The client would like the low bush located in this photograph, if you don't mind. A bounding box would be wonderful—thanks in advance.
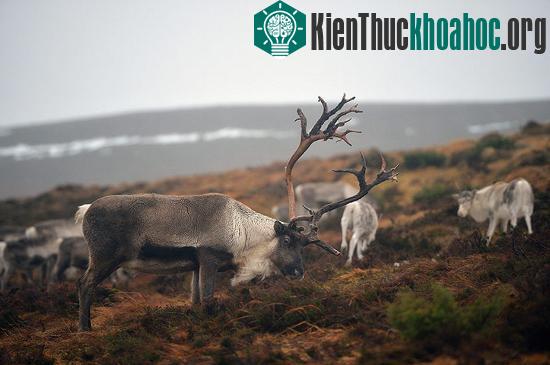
[403,151,446,170]
[413,183,453,205]
[450,133,515,168]
[388,284,504,344]
[371,184,403,212]
[521,120,550,135]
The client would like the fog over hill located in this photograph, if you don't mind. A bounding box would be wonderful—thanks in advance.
[1,100,549,199]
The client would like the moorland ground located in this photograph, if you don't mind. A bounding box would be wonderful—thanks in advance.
[1,122,549,364]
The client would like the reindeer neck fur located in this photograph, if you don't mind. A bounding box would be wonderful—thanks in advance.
[468,187,493,223]
[230,204,279,286]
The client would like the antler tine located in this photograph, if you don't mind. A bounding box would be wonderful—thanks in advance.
[379,152,387,172]
[309,239,341,256]
[302,204,315,215]
[285,94,361,219]
[318,96,328,114]
[332,151,367,175]
[310,94,357,135]
[324,104,362,136]
[310,152,398,227]
[296,108,308,141]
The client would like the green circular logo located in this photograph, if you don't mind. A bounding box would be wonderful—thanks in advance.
[254,1,306,57]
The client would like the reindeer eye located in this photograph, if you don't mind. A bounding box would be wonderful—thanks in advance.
[283,236,291,245]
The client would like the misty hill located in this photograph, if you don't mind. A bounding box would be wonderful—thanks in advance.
[1,100,549,199]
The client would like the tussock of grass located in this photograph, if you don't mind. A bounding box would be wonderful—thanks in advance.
[104,328,161,364]
[403,151,446,169]
[450,132,516,168]
[388,284,504,344]
[413,183,454,204]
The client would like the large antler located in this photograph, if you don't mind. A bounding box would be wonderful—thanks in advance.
[285,94,362,219]
[284,94,399,256]
[289,152,399,254]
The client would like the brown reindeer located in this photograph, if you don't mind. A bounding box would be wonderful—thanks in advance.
[75,94,398,331]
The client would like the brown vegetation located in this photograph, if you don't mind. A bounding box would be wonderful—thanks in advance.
[0,125,549,364]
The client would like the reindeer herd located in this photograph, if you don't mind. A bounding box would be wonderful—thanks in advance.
[0,219,130,293]
[0,95,535,332]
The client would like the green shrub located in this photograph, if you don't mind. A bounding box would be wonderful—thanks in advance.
[372,184,403,212]
[450,133,515,168]
[388,284,504,343]
[413,183,453,204]
[403,151,447,170]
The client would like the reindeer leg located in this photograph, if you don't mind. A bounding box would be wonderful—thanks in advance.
[486,217,498,246]
[54,250,70,283]
[45,255,57,291]
[346,233,360,267]
[190,267,200,305]
[340,210,351,254]
[501,219,509,234]
[1,263,14,293]
[525,214,533,235]
[78,260,120,331]
[198,250,220,313]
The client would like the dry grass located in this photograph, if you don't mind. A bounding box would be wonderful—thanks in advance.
[0,127,549,364]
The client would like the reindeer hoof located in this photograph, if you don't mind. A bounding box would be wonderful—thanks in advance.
[202,300,218,315]
[79,324,92,332]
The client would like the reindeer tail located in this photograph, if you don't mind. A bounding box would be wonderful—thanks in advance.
[75,204,91,224]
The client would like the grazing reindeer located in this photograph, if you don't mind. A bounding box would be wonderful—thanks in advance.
[25,219,82,240]
[341,200,378,266]
[76,94,398,331]
[453,178,534,244]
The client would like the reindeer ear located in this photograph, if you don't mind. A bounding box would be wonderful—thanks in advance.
[274,221,286,236]
[452,193,460,200]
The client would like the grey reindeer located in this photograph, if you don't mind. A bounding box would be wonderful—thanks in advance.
[75,94,399,331]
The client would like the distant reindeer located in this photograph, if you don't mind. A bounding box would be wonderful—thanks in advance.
[25,219,82,240]
[341,200,378,266]
[53,236,131,286]
[0,237,56,292]
[0,219,83,292]
[75,94,398,331]
[453,178,534,244]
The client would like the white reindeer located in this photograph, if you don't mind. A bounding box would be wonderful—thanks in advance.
[74,94,398,331]
[453,178,534,244]
[340,200,378,266]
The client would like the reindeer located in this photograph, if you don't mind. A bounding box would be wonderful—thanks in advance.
[53,236,132,286]
[25,219,82,240]
[453,178,534,244]
[0,236,56,292]
[75,94,398,331]
[340,200,378,266]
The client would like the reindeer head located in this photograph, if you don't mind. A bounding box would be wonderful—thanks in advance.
[270,220,307,279]
[278,94,399,270]
[453,190,476,217]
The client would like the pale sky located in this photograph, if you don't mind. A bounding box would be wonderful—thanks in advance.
[0,0,549,127]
